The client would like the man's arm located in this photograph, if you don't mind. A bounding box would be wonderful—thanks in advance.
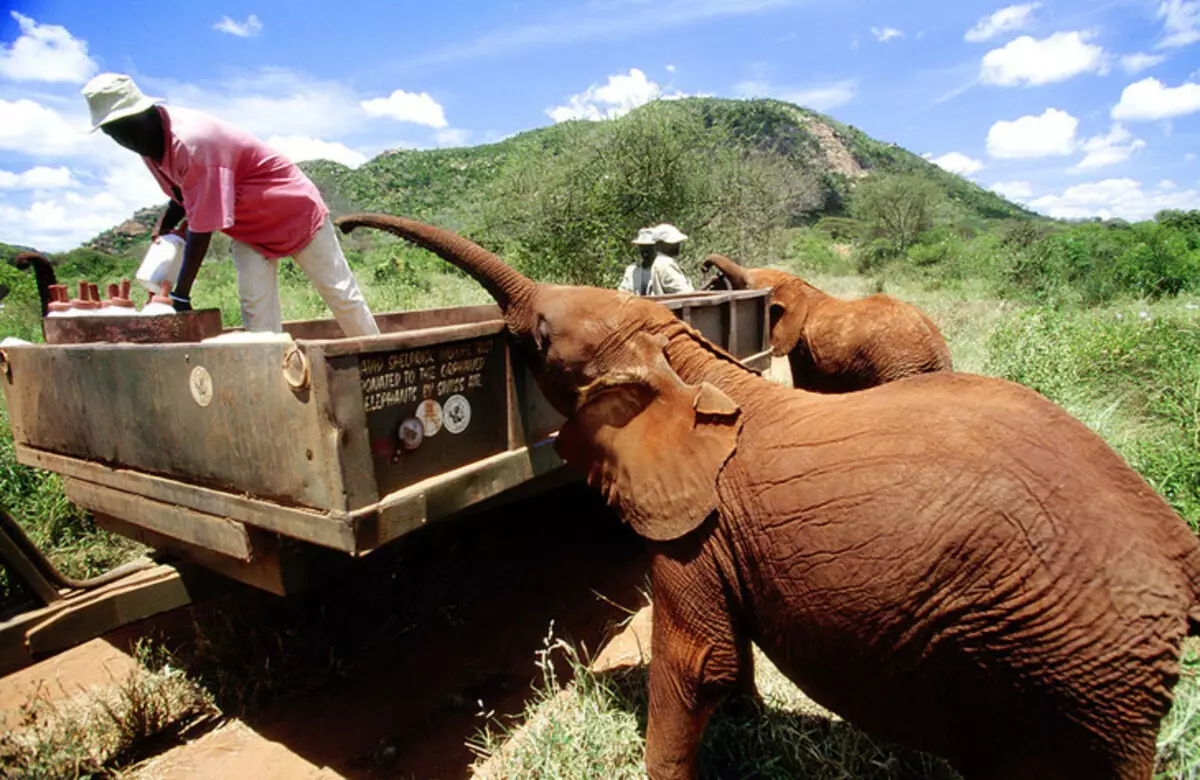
[152,189,186,240]
[617,264,636,292]
[657,259,694,294]
[169,230,213,311]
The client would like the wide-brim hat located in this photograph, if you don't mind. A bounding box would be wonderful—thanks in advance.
[631,227,657,245]
[654,223,688,244]
[82,73,163,132]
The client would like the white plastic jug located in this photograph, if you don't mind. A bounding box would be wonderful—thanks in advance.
[135,234,185,294]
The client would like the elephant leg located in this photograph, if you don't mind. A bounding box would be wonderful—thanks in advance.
[644,547,750,780]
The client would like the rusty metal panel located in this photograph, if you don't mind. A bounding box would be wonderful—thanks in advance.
[355,333,509,496]
[43,309,224,345]
[2,339,343,511]
[733,293,769,358]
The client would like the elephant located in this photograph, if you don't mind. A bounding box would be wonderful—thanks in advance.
[337,213,1200,780]
[703,253,952,393]
[13,251,57,318]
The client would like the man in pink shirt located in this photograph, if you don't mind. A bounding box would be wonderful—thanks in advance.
[82,73,380,337]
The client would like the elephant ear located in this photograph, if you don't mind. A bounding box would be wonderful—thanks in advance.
[767,284,809,358]
[555,348,742,542]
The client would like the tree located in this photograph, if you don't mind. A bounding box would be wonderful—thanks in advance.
[476,101,820,286]
[850,173,941,254]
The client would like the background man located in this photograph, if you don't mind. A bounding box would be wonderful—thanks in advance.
[618,224,694,296]
[82,72,380,337]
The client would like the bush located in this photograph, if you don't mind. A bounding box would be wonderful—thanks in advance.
[477,101,821,286]
[782,229,856,276]
[850,173,942,254]
[986,305,1200,529]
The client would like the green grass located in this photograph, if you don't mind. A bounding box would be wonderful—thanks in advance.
[471,624,960,780]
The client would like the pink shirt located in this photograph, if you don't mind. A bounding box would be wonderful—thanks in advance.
[143,106,329,259]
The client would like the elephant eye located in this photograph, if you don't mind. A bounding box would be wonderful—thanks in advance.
[535,315,552,352]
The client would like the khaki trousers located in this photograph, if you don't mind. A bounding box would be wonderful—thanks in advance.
[230,218,381,337]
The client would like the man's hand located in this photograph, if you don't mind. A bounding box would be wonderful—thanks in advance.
[169,291,193,312]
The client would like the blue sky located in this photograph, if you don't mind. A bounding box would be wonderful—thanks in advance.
[1,0,1198,250]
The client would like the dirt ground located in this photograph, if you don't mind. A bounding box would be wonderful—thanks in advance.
[2,481,649,779]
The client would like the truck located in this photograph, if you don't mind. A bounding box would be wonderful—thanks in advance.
[0,289,771,670]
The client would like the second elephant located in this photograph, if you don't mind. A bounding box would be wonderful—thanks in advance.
[703,254,952,392]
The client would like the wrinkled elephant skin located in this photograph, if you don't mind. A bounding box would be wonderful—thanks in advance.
[704,253,952,393]
[338,213,1200,780]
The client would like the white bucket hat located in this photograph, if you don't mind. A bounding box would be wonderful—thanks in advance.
[81,73,163,131]
[631,227,657,246]
[653,223,688,244]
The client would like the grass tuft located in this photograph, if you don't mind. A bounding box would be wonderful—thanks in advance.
[0,640,218,779]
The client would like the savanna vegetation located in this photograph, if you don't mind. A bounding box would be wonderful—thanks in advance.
[0,97,1197,777]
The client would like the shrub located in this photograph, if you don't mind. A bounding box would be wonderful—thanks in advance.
[850,173,942,254]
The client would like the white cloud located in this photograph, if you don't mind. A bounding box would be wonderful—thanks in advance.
[1074,124,1146,170]
[1112,77,1200,120]
[0,98,104,157]
[1158,0,1200,49]
[735,78,858,111]
[0,12,97,84]
[871,27,903,43]
[361,89,449,128]
[1186,152,1198,161]
[152,69,371,140]
[213,14,263,38]
[266,135,368,168]
[986,108,1078,158]
[965,3,1040,43]
[547,68,665,122]
[666,64,677,73]
[1121,52,1167,74]
[433,128,472,147]
[0,190,148,251]
[0,166,75,189]
[980,31,1107,86]
[990,180,1034,200]
[1028,178,1200,220]
[928,152,984,176]
[1158,178,1178,189]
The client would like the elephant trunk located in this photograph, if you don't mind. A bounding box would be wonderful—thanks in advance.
[702,254,752,290]
[13,252,57,318]
[336,214,536,318]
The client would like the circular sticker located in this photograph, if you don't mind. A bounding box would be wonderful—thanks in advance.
[443,394,471,434]
[398,418,424,451]
[189,366,213,407]
[416,399,443,437]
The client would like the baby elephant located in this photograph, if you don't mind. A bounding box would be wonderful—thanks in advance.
[703,253,952,392]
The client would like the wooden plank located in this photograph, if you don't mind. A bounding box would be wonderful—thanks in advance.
[42,309,224,345]
[0,521,62,606]
[282,303,502,340]
[23,564,217,658]
[92,514,317,596]
[354,439,565,552]
[16,447,356,552]
[311,320,505,357]
[64,478,253,560]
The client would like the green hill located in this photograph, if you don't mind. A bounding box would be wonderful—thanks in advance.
[297,97,1032,227]
[48,97,1031,268]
